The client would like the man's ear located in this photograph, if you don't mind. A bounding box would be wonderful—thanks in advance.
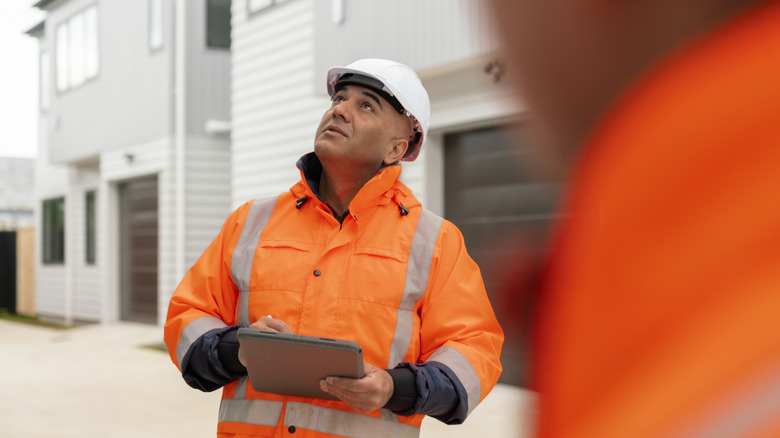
[383,139,408,165]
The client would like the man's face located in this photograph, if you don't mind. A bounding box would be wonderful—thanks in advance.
[314,84,409,173]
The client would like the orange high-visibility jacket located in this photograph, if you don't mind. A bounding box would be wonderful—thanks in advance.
[536,1,780,437]
[165,157,503,437]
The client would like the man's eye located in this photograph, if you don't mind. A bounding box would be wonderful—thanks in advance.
[333,96,345,104]
[362,102,373,111]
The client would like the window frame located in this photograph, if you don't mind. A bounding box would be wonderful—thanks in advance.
[85,190,96,265]
[40,50,50,111]
[149,0,164,52]
[42,197,66,265]
[55,4,100,93]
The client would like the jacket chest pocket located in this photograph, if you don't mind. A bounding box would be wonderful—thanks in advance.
[340,246,408,307]
[250,239,315,294]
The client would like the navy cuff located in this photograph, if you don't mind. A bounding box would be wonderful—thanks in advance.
[217,327,247,374]
[383,367,417,413]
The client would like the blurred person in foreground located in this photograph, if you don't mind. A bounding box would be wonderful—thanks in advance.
[489,0,780,437]
[164,58,503,437]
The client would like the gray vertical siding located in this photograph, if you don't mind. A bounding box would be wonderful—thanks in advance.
[46,0,231,163]
[185,1,232,136]
[47,0,172,163]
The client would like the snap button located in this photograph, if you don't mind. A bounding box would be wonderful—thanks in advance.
[313,269,321,277]
[288,425,296,433]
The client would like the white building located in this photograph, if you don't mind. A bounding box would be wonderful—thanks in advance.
[27,0,232,326]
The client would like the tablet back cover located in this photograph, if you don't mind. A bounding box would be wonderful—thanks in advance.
[237,328,364,400]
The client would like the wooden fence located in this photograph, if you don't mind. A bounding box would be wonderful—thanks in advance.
[16,228,35,316]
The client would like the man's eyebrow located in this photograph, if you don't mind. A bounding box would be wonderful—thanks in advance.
[360,90,383,109]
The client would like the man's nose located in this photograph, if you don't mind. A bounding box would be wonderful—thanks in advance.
[332,100,351,122]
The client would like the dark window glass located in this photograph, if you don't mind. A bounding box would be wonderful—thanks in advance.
[43,197,66,264]
[85,191,96,264]
[207,0,231,48]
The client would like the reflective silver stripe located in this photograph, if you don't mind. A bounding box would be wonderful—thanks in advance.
[236,291,250,328]
[234,375,248,399]
[673,364,780,438]
[428,346,482,415]
[175,316,227,366]
[230,197,278,327]
[387,209,443,368]
[284,402,420,438]
[218,398,283,427]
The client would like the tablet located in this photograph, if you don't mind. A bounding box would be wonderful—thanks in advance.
[237,328,364,400]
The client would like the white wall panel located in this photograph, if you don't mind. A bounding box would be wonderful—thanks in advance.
[312,0,501,90]
[70,164,101,321]
[35,266,67,318]
[231,0,327,207]
[184,137,231,268]
[46,0,172,163]
[35,114,70,318]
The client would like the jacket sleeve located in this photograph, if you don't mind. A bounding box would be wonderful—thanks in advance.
[414,219,505,423]
[384,362,465,423]
[164,201,253,391]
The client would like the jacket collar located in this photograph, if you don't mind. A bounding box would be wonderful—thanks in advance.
[292,152,419,219]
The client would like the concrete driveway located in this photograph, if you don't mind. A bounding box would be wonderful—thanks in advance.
[0,320,535,437]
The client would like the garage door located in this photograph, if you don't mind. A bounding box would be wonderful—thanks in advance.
[119,176,158,324]
[444,125,561,387]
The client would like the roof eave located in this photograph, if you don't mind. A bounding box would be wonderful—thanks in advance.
[24,20,45,38]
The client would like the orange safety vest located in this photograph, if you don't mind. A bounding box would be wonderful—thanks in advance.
[165,163,503,437]
[535,1,780,437]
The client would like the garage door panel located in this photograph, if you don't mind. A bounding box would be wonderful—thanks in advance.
[444,125,559,387]
[119,175,159,324]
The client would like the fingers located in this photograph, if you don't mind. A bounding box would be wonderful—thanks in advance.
[238,346,247,367]
[267,317,293,334]
[320,362,394,413]
[248,315,293,334]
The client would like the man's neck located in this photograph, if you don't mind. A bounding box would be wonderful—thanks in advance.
[318,167,375,216]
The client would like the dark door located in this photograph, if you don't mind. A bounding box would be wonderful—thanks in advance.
[0,231,17,313]
[444,125,561,387]
[119,176,159,324]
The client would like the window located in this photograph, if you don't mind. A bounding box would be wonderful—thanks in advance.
[40,51,50,111]
[206,0,231,49]
[55,5,99,92]
[55,23,69,91]
[43,198,65,264]
[248,0,291,15]
[85,191,96,264]
[149,0,164,51]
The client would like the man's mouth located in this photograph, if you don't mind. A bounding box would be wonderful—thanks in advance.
[324,125,347,137]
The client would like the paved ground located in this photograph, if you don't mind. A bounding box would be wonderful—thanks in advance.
[0,320,536,437]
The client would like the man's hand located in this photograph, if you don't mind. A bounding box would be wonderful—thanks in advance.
[319,362,394,413]
[238,315,293,367]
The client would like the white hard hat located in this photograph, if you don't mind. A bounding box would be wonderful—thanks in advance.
[327,58,430,162]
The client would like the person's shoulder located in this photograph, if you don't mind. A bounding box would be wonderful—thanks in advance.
[224,195,282,226]
[437,216,468,245]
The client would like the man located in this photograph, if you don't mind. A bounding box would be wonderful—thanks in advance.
[489,0,780,437]
[164,58,503,437]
